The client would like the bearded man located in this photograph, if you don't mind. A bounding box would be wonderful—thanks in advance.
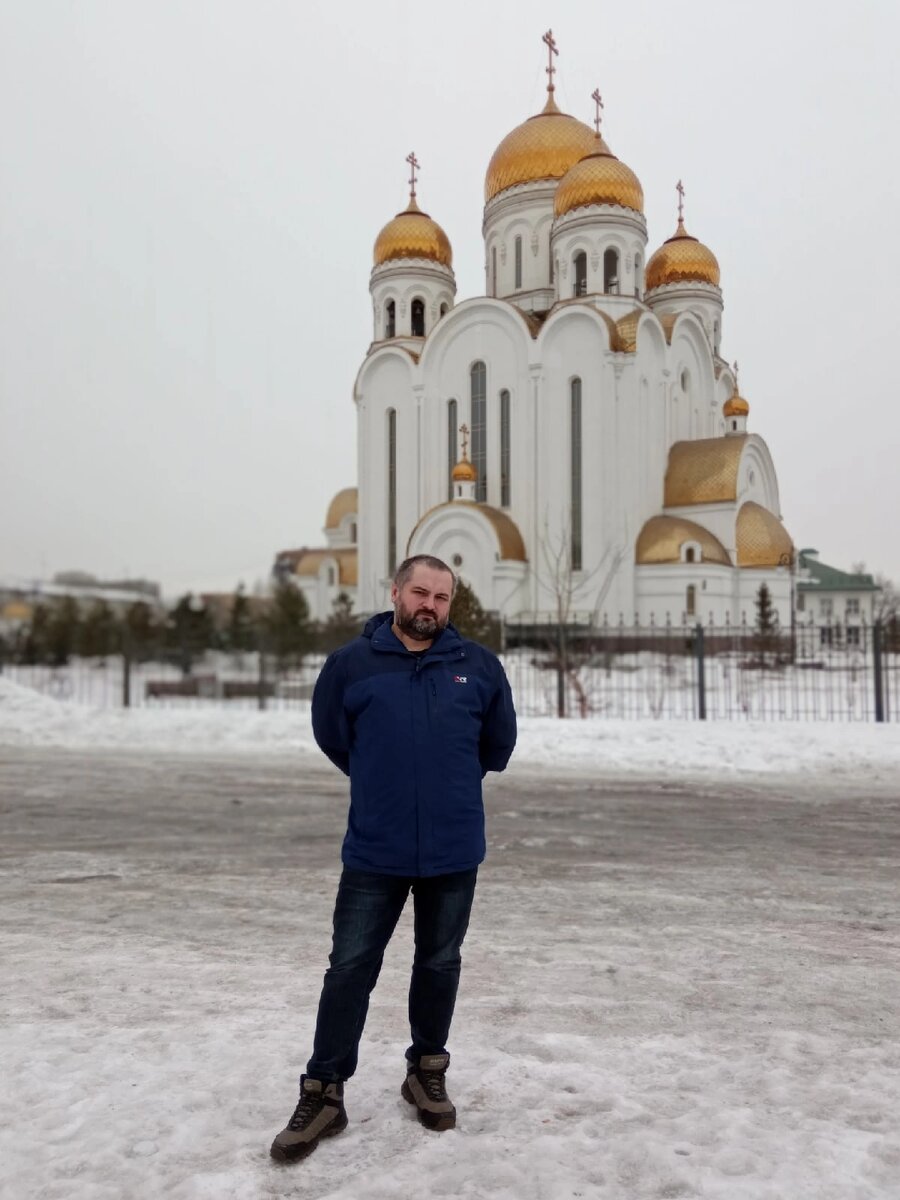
[270,554,517,1163]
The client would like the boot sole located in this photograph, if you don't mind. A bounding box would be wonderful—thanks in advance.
[270,1113,348,1163]
[401,1079,456,1131]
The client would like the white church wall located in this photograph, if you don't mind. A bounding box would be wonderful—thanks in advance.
[551,218,646,314]
[370,260,455,340]
[355,348,416,610]
[482,181,556,307]
[635,563,736,625]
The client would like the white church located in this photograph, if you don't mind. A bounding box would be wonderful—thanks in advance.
[285,34,798,628]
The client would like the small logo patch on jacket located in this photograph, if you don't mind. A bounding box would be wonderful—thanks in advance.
[453,675,467,684]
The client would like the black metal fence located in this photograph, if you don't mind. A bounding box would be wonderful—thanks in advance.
[2,620,897,722]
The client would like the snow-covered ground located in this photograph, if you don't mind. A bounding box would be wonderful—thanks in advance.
[2,675,900,786]
[1,681,899,1199]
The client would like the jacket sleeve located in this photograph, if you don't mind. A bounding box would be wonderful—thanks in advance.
[311,651,352,776]
[479,658,517,775]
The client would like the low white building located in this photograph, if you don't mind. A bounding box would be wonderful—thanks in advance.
[795,550,881,646]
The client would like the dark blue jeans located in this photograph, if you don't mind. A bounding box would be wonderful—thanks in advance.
[306,866,478,1083]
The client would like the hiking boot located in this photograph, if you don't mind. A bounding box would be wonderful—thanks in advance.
[401,1053,456,1131]
[270,1075,348,1162]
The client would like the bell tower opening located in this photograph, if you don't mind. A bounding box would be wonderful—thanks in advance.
[573,251,587,297]
[411,298,425,337]
[603,248,619,294]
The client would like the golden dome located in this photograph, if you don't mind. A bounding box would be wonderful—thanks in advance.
[664,436,746,507]
[645,218,720,291]
[324,487,358,530]
[373,197,452,268]
[736,502,793,568]
[451,458,477,482]
[724,384,753,422]
[554,134,644,217]
[484,93,597,203]
[294,548,358,587]
[635,516,731,567]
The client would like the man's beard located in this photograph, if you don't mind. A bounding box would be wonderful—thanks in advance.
[394,600,448,642]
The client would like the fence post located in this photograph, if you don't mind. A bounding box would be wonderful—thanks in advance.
[695,622,707,720]
[121,635,131,709]
[258,635,268,712]
[873,621,885,723]
[556,621,566,719]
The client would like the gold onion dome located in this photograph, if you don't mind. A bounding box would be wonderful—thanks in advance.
[645,217,720,290]
[554,133,644,216]
[485,92,597,203]
[723,383,750,418]
[373,196,453,268]
[736,502,794,568]
[452,456,477,483]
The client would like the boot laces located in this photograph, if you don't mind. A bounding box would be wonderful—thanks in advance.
[421,1068,448,1102]
[288,1089,323,1131]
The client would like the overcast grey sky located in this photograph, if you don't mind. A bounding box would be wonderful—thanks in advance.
[2,0,899,599]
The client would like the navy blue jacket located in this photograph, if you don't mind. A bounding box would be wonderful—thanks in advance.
[311,611,517,877]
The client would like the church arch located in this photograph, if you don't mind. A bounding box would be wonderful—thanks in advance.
[385,299,396,339]
[573,250,588,296]
[411,297,425,337]
[603,247,620,294]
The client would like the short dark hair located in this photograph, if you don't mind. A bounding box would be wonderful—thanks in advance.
[393,554,457,597]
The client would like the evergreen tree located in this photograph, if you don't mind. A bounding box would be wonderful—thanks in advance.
[450,579,500,650]
[78,599,119,659]
[166,594,216,676]
[46,596,81,666]
[123,601,162,662]
[21,603,51,664]
[753,582,780,664]
[320,592,360,653]
[262,582,314,669]
[226,584,256,655]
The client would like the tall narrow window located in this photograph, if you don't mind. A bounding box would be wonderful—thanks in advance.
[686,584,696,617]
[570,378,582,571]
[604,248,619,293]
[385,300,396,338]
[500,389,511,507]
[411,298,425,337]
[514,236,522,289]
[471,362,487,502]
[387,408,397,574]
[573,252,587,297]
[491,246,497,297]
[633,253,642,298]
[447,398,458,501]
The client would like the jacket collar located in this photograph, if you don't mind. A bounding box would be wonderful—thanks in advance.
[365,610,465,659]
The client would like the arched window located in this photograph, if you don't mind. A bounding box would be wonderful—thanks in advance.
[573,251,587,297]
[387,408,397,574]
[327,566,336,587]
[713,318,720,354]
[447,398,458,501]
[685,546,696,564]
[411,298,425,337]
[491,246,497,297]
[500,389,511,507]
[514,236,523,289]
[604,248,619,293]
[440,302,449,318]
[470,362,487,502]
[571,378,583,571]
[686,584,696,617]
[349,522,357,544]
[633,252,642,298]
[385,300,396,339]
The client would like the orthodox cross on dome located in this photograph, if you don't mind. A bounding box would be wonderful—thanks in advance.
[542,29,558,94]
[459,422,470,460]
[406,151,420,202]
[591,88,604,135]
[676,178,685,223]
[733,360,740,387]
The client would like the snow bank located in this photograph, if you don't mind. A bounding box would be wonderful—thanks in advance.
[2,676,898,783]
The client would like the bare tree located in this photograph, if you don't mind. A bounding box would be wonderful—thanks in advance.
[533,515,626,717]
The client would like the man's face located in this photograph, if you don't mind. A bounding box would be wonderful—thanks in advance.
[391,565,454,642]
